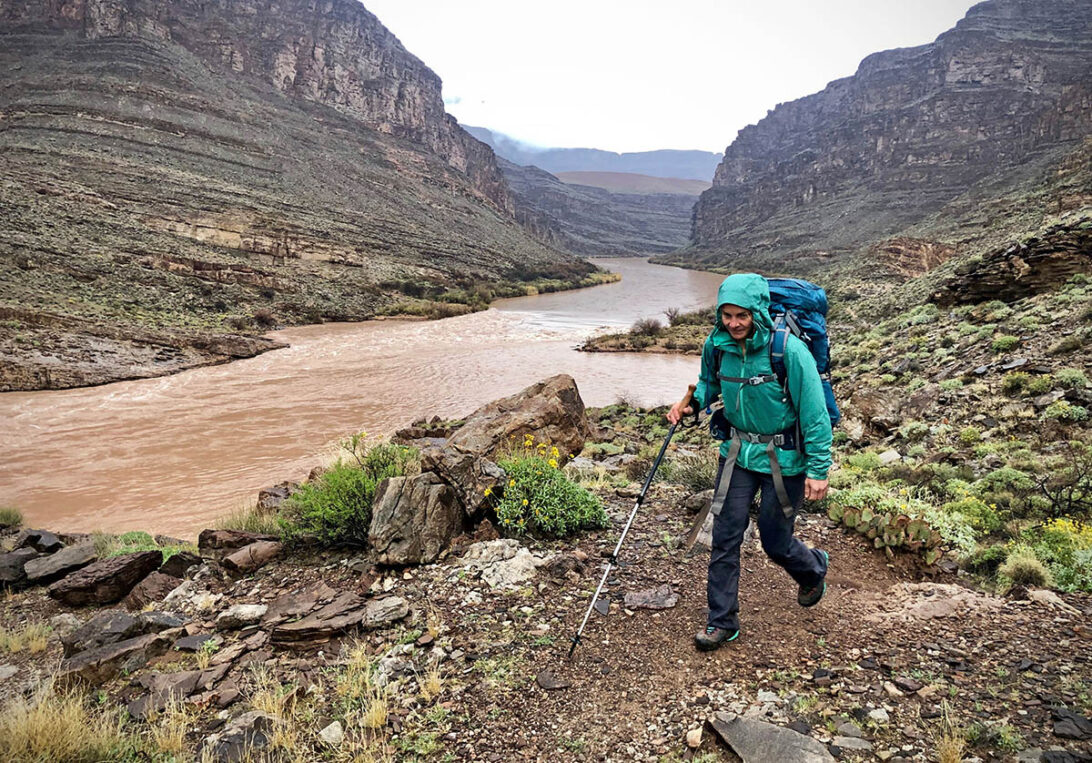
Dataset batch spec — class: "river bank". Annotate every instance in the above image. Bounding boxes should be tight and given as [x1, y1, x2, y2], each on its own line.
[0, 259, 725, 536]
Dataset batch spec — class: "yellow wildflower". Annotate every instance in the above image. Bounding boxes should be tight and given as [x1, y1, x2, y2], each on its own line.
[551, 446, 560, 457]
[522, 499, 529, 506]
[548, 459, 558, 468]
[509, 479, 516, 487]
[484, 487, 492, 496]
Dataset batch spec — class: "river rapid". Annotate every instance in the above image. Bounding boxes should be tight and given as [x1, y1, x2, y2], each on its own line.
[0, 259, 725, 537]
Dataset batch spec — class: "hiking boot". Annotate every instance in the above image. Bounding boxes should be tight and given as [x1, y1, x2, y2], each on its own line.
[694, 625, 739, 651]
[798, 550, 829, 608]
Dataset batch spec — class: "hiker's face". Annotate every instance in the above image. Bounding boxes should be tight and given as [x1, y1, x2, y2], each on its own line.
[720, 304, 753, 341]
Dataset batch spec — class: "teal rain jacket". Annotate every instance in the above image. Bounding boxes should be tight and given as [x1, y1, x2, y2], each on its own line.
[693, 273, 833, 480]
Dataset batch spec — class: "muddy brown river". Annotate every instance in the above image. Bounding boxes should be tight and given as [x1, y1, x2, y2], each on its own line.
[0, 259, 725, 537]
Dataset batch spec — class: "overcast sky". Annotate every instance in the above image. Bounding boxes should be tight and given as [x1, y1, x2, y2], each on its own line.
[361, 0, 982, 154]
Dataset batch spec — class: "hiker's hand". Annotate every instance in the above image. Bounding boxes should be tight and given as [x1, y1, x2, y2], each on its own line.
[667, 401, 693, 425]
[805, 478, 829, 502]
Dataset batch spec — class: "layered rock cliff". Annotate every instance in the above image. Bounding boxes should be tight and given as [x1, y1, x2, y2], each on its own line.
[0, 0, 511, 209]
[0, 0, 596, 389]
[499, 160, 698, 255]
[679, 0, 1092, 273]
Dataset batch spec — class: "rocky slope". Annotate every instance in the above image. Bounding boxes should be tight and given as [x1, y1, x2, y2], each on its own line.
[2, 377, 1090, 762]
[670, 0, 1092, 277]
[0, 0, 596, 390]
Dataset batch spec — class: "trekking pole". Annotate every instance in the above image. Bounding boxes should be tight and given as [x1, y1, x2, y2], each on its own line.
[567, 384, 695, 659]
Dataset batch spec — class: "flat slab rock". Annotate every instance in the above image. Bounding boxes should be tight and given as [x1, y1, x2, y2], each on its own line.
[709, 711, 835, 763]
[197, 529, 279, 552]
[23, 543, 97, 584]
[271, 592, 408, 643]
[58, 631, 173, 687]
[624, 584, 679, 610]
[62, 609, 183, 657]
[48, 550, 163, 606]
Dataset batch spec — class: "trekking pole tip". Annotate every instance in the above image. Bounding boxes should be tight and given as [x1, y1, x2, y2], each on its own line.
[566, 635, 580, 660]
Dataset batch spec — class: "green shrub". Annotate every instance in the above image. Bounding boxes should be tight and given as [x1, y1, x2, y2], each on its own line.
[495, 453, 606, 537]
[996, 546, 1053, 591]
[906, 304, 939, 326]
[979, 300, 1013, 322]
[991, 335, 1020, 353]
[923, 507, 978, 554]
[899, 421, 930, 442]
[1001, 372, 1029, 395]
[878, 374, 897, 386]
[1025, 375, 1054, 395]
[1043, 401, 1089, 422]
[631, 317, 663, 337]
[0, 506, 22, 529]
[943, 496, 1002, 534]
[939, 379, 963, 392]
[961, 543, 1009, 573]
[832, 431, 850, 446]
[282, 440, 417, 546]
[959, 426, 981, 445]
[668, 449, 719, 493]
[1055, 368, 1089, 389]
[844, 452, 882, 472]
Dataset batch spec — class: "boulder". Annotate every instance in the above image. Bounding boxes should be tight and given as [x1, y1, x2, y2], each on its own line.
[419, 446, 505, 517]
[216, 604, 268, 630]
[369, 473, 461, 565]
[159, 551, 202, 578]
[62, 609, 184, 657]
[0, 547, 39, 588]
[708, 712, 836, 763]
[197, 529, 278, 553]
[255, 481, 298, 514]
[15, 529, 64, 553]
[222, 541, 282, 574]
[262, 581, 339, 626]
[123, 572, 183, 611]
[271, 592, 368, 644]
[360, 596, 409, 629]
[841, 390, 902, 439]
[57, 632, 173, 687]
[48, 550, 162, 606]
[23, 543, 97, 584]
[200, 710, 274, 762]
[127, 670, 202, 720]
[461, 539, 545, 588]
[447, 374, 590, 460]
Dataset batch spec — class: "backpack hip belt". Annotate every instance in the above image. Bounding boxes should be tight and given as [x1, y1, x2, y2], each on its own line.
[707, 422, 801, 520]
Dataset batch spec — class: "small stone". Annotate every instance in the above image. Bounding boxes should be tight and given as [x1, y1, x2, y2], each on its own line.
[878, 449, 901, 465]
[868, 708, 890, 723]
[893, 677, 923, 693]
[319, 720, 344, 746]
[837, 722, 862, 738]
[833, 736, 874, 751]
[535, 669, 571, 691]
[685, 728, 702, 748]
[0, 664, 18, 681]
[49, 613, 82, 639]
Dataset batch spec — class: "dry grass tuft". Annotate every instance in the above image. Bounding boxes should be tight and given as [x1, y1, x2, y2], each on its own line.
[337, 640, 389, 731]
[418, 663, 443, 704]
[0, 622, 52, 655]
[0, 682, 134, 762]
[147, 695, 191, 757]
[215, 504, 283, 536]
[935, 700, 967, 763]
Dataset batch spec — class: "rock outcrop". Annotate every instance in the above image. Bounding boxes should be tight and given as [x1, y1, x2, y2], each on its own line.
[681, 0, 1092, 272]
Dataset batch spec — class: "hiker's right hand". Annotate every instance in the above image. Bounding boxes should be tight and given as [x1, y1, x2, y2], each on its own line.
[667, 401, 693, 425]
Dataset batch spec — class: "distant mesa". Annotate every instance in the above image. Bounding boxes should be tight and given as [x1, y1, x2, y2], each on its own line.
[465, 126, 722, 181]
[554, 172, 711, 196]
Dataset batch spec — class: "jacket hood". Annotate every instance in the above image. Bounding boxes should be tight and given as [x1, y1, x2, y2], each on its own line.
[712, 273, 771, 350]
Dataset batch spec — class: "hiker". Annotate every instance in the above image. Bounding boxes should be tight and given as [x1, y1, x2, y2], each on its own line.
[667, 273, 833, 650]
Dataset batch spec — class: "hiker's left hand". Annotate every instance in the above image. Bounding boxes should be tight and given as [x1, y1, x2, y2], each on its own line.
[804, 478, 828, 502]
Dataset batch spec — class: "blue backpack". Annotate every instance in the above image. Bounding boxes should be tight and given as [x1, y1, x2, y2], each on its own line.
[712, 277, 840, 428]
